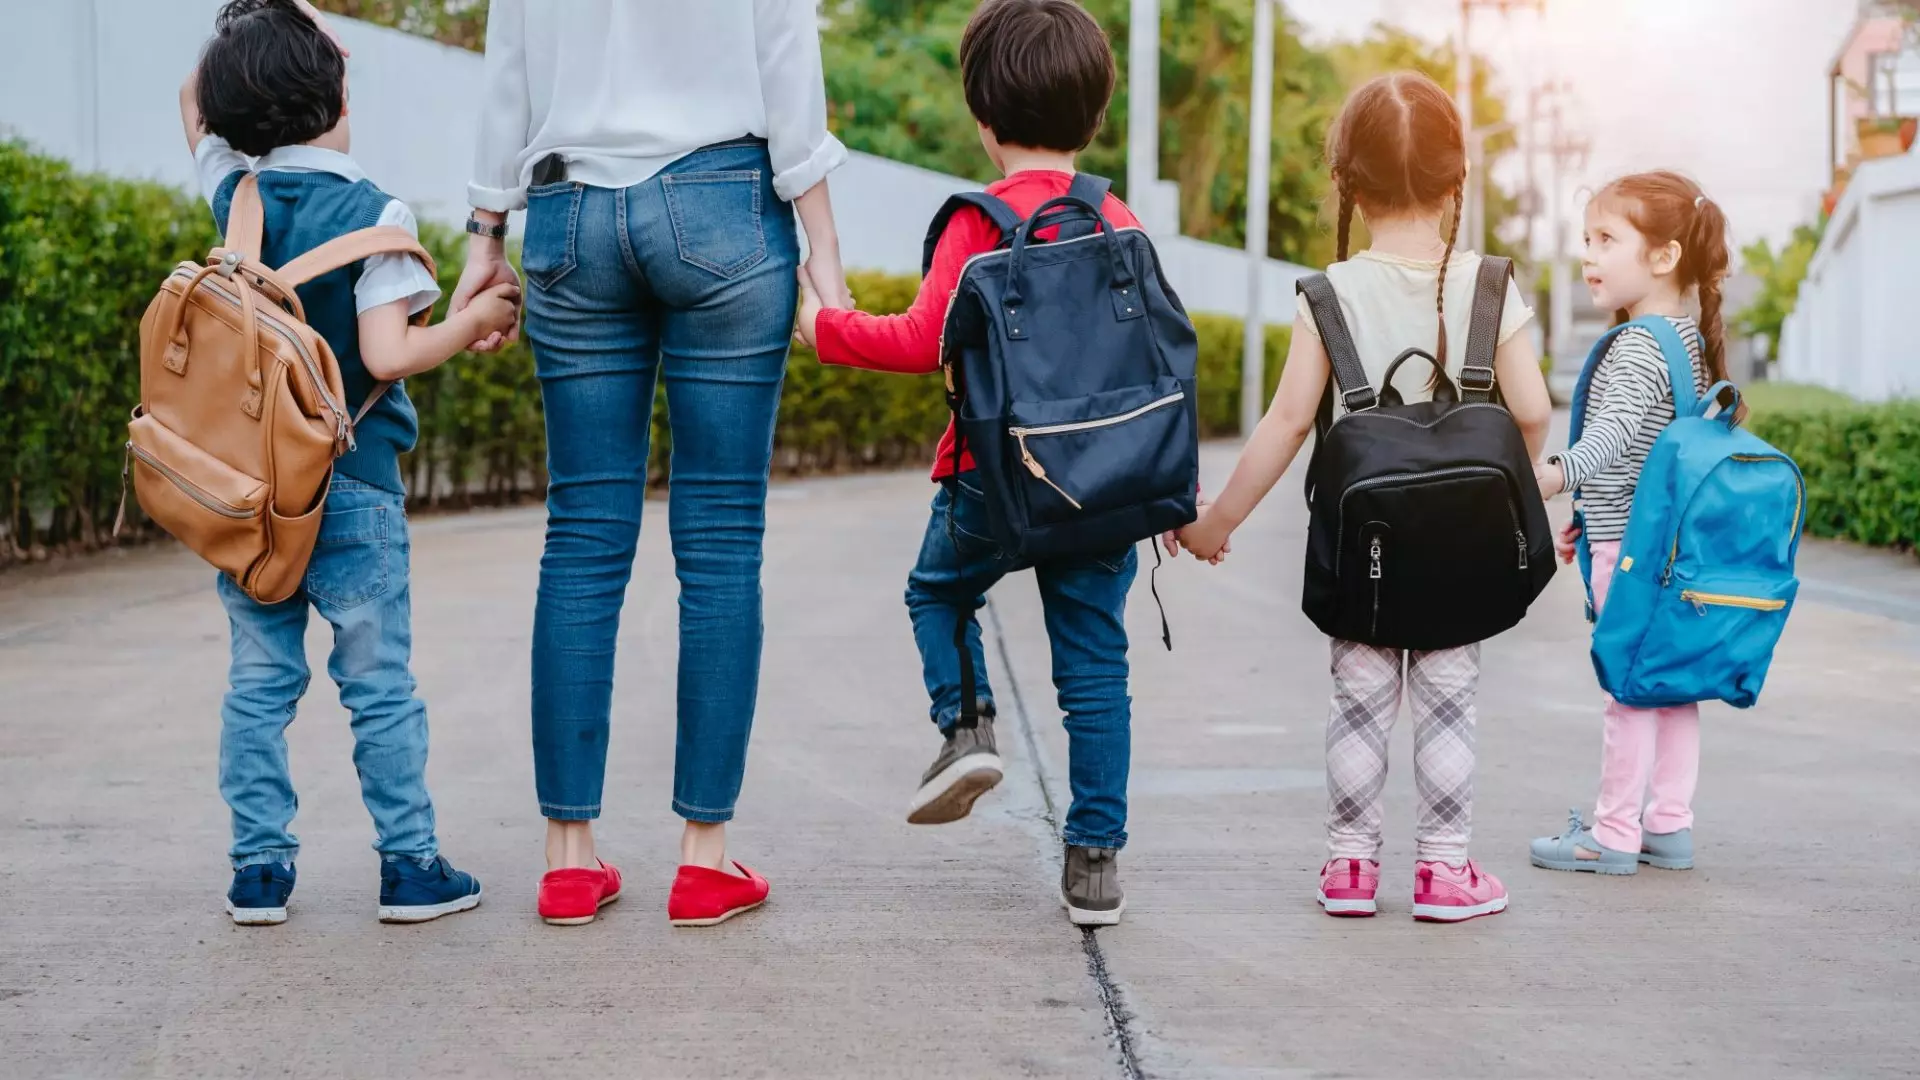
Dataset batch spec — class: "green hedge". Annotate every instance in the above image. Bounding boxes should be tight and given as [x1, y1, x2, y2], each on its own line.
[0, 141, 1288, 561]
[1744, 388, 1919, 553]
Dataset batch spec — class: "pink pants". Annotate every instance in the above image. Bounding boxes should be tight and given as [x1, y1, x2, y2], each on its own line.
[1588, 541, 1700, 852]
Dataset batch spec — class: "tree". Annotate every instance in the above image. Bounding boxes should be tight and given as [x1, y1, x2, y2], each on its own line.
[313, 0, 487, 50]
[1735, 223, 1823, 363]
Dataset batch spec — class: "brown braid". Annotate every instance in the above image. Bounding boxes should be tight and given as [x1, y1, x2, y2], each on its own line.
[1335, 181, 1356, 262]
[1431, 186, 1463, 367]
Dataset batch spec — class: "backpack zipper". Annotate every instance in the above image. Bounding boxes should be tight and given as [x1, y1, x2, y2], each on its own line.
[168, 266, 351, 445]
[1369, 536, 1384, 637]
[126, 441, 258, 519]
[1008, 390, 1186, 511]
[1680, 590, 1787, 615]
[1336, 465, 1528, 573]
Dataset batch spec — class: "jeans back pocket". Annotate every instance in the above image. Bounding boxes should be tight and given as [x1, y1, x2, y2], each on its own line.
[662, 171, 766, 279]
[522, 182, 583, 290]
[305, 503, 391, 610]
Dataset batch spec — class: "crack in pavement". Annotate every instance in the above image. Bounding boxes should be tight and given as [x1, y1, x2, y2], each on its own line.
[984, 600, 1147, 1080]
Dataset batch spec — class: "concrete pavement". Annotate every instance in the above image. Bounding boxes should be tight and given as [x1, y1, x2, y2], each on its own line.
[3, 444, 1917, 1079]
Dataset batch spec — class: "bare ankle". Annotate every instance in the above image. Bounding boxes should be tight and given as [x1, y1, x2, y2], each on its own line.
[680, 821, 727, 870]
[545, 819, 598, 870]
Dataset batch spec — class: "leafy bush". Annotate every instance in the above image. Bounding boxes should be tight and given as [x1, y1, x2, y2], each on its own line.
[1745, 388, 1919, 553]
[0, 141, 1288, 563]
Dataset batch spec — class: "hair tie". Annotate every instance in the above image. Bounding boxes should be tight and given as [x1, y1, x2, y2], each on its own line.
[1694, 195, 1708, 209]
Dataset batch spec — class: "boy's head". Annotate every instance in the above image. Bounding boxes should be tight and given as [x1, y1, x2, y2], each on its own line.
[197, 0, 349, 157]
[959, 0, 1115, 166]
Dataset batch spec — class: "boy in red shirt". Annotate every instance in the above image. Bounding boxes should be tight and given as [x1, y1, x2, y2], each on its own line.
[796, 0, 1141, 926]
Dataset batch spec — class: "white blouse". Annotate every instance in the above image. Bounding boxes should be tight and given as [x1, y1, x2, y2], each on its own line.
[468, 0, 848, 212]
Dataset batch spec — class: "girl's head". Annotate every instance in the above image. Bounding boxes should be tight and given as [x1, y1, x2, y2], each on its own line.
[1583, 171, 1733, 383]
[1325, 71, 1469, 361]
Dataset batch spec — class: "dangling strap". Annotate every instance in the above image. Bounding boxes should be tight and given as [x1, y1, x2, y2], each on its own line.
[1147, 539, 1172, 651]
[1459, 256, 1512, 403]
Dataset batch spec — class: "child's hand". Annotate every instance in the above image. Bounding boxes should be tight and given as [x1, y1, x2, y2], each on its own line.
[1554, 520, 1581, 565]
[1177, 503, 1232, 565]
[462, 282, 522, 340]
[794, 267, 823, 350]
[1534, 460, 1566, 500]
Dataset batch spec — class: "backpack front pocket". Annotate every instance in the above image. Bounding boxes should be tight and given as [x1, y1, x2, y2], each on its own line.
[128, 409, 267, 580]
[1627, 571, 1799, 708]
[1007, 381, 1190, 527]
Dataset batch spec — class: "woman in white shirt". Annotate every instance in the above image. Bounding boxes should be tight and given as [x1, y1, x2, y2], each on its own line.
[451, 0, 848, 928]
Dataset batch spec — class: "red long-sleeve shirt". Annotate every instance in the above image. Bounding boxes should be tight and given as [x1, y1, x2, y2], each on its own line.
[814, 171, 1144, 480]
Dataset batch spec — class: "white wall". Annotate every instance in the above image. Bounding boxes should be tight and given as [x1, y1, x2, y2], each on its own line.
[1779, 145, 1920, 401]
[0, 0, 1310, 319]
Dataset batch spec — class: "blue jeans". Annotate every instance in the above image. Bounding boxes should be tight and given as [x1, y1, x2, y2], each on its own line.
[906, 475, 1137, 849]
[216, 477, 437, 869]
[522, 139, 797, 824]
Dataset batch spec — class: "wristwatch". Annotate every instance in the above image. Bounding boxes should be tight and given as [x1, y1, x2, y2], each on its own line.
[466, 215, 508, 241]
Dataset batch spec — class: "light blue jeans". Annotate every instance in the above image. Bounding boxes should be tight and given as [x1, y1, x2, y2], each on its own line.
[217, 476, 438, 869]
[522, 138, 797, 824]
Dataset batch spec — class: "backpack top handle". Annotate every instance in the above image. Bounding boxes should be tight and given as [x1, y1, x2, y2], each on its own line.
[1459, 255, 1513, 403]
[1378, 347, 1460, 407]
[1002, 194, 1137, 340]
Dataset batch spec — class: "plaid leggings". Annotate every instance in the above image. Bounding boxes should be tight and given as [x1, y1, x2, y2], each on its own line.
[1324, 639, 1480, 866]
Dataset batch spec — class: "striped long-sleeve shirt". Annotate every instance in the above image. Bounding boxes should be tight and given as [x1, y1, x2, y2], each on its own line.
[1553, 316, 1709, 542]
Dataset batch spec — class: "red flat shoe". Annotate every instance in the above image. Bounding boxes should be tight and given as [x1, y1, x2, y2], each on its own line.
[538, 860, 622, 926]
[667, 861, 769, 927]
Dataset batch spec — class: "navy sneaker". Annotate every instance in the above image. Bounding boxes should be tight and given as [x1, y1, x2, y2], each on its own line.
[227, 862, 296, 926]
[379, 855, 482, 923]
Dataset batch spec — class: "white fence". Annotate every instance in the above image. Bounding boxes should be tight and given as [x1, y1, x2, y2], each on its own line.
[1779, 146, 1920, 401]
[0, 0, 1311, 319]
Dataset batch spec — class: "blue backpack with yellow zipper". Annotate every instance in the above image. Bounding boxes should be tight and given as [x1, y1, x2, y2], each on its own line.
[1572, 317, 1806, 709]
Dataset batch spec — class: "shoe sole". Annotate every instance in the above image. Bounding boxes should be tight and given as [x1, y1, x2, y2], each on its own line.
[1530, 854, 1638, 875]
[1316, 892, 1378, 917]
[1413, 895, 1509, 923]
[225, 900, 288, 926]
[541, 889, 622, 927]
[906, 753, 1004, 825]
[379, 887, 483, 924]
[1638, 853, 1694, 871]
[669, 898, 765, 928]
[1059, 887, 1126, 927]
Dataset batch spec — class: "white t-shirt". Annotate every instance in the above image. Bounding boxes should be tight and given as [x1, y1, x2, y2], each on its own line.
[1295, 250, 1535, 412]
[193, 139, 441, 318]
[468, 0, 848, 211]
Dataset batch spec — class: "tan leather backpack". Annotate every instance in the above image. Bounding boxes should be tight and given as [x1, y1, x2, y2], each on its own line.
[127, 174, 435, 604]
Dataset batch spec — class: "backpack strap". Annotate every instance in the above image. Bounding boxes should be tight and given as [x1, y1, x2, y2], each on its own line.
[1569, 315, 1698, 447]
[1459, 256, 1512, 403]
[274, 226, 440, 329]
[921, 191, 1023, 277]
[225, 174, 266, 262]
[1047, 173, 1113, 241]
[1296, 273, 1375, 415]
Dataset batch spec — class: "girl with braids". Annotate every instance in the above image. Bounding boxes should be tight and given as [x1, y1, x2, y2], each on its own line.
[1178, 71, 1551, 921]
[1529, 172, 1730, 877]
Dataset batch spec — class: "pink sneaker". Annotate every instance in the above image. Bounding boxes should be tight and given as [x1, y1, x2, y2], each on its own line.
[1413, 859, 1508, 923]
[1316, 858, 1380, 917]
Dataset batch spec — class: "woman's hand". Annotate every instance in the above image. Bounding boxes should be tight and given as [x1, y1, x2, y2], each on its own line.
[452, 229, 521, 352]
[291, 0, 350, 56]
[794, 268, 823, 350]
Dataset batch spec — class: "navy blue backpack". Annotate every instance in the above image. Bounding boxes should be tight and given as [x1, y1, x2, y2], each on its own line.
[927, 173, 1201, 567]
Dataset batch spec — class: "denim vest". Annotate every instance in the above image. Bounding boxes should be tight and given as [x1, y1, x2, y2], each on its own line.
[213, 169, 419, 494]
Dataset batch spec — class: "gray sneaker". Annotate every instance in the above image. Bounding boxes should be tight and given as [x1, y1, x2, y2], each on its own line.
[906, 708, 1003, 825]
[1060, 844, 1126, 926]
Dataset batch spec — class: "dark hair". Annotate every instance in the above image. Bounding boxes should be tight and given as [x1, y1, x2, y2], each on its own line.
[1325, 71, 1468, 365]
[196, 0, 346, 157]
[1592, 171, 1735, 402]
[960, 0, 1116, 152]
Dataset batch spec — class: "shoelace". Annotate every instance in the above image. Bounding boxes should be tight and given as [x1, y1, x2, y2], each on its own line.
[1563, 807, 1586, 838]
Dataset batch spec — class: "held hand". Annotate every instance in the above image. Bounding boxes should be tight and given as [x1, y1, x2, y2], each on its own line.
[464, 282, 523, 340]
[1177, 504, 1232, 565]
[793, 267, 824, 349]
[1533, 460, 1567, 501]
[803, 246, 854, 311]
[292, 0, 350, 56]
[452, 239, 520, 352]
[1554, 520, 1581, 565]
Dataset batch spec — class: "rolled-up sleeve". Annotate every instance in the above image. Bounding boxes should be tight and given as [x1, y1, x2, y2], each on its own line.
[468, 0, 532, 212]
[754, 0, 848, 202]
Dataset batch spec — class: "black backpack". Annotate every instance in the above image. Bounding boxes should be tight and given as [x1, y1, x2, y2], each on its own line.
[1296, 257, 1555, 651]
[928, 173, 1200, 565]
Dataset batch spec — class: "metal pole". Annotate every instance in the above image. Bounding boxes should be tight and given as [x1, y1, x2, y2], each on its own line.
[1128, 0, 1161, 216]
[1455, 0, 1475, 254]
[1240, 0, 1275, 437]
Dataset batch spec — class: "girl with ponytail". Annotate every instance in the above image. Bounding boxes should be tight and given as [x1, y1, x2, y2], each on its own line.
[1529, 171, 1730, 877]
[1178, 71, 1552, 922]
